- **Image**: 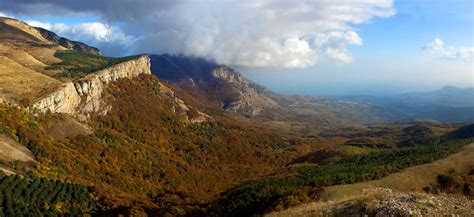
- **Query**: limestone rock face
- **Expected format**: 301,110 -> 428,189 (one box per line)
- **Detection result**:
32,56 -> 151,117
157,82 -> 211,123
150,54 -> 279,117
31,82 -> 81,114
211,66 -> 278,116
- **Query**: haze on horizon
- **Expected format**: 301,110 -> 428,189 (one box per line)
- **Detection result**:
1,0 -> 472,96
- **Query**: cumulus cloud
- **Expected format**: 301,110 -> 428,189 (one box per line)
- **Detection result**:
3,0 -> 396,67
26,20 -> 134,55
315,31 -> 363,63
424,37 -> 474,61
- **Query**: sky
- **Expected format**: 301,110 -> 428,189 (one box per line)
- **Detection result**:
0,0 -> 473,96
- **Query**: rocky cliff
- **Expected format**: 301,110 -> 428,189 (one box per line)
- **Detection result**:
211,66 -> 278,116
156,83 -> 211,123
150,54 -> 278,116
32,55 -> 151,117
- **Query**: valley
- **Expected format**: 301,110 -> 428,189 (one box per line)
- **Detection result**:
0,16 -> 472,216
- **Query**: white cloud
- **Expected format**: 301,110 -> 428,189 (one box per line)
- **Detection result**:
0,11 -> 14,18
200,36 -> 318,68
425,37 -> 444,51
26,20 -> 135,55
131,0 -> 396,68
5,0 -> 396,67
315,31 -> 363,63
424,37 -> 474,61
26,20 -> 52,30
27,20 -> 132,43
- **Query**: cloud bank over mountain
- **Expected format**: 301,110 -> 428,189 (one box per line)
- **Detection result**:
1,0 -> 395,68
25,20 -> 134,55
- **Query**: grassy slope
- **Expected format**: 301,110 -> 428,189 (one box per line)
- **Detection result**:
0,18 -> 65,105
0,56 -> 62,105
268,142 -> 474,217
323,143 -> 474,201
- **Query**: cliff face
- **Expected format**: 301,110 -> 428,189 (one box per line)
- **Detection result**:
157,83 -> 211,123
150,54 -> 278,116
32,56 -> 151,117
211,66 -> 278,116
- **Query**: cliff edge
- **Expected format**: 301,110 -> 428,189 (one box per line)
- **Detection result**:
32,55 -> 151,117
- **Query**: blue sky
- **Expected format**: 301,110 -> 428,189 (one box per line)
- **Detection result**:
1,0 -> 473,96
243,0 -> 473,96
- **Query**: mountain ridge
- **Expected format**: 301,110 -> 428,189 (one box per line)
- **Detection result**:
34,27 -> 101,55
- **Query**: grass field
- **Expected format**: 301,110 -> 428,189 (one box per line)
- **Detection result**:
0,56 -> 62,105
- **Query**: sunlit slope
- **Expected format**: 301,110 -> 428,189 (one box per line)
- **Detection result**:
0,17 -> 65,105
0,56 -> 62,105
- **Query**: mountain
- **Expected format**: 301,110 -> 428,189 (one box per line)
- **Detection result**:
35,27 -> 101,55
151,54 -> 385,129
345,86 -> 474,123
151,54 -> 279,116
0,16 -> 65,105
400,85 -> 474,107
0,18 -> 312,215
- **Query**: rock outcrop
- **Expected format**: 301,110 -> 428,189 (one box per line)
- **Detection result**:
150,54 -> 278,116
267,188 -> 474,216
211,66 -> 278,116
157,83 -> 211,123
32,56 -> 151,118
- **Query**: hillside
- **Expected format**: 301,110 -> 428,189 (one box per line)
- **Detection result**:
151,54 -> 383,129
151,54 -> 279,116
0,17 -> 65,105
0,17 -> 473,216
35,27 -> 101,55
268,142 -> 474,216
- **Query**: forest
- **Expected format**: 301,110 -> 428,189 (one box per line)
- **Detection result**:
0,76 -> 472,216
46,50 -> 140,78
0,173 -> 95,216
207,135 -> 474,216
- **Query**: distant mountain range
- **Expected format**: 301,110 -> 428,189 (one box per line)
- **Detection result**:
151,54 -> 473,124
344,86 -> 474,123
150,54 -> 390,128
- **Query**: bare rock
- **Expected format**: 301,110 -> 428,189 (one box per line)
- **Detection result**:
32,55 -> 151,118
